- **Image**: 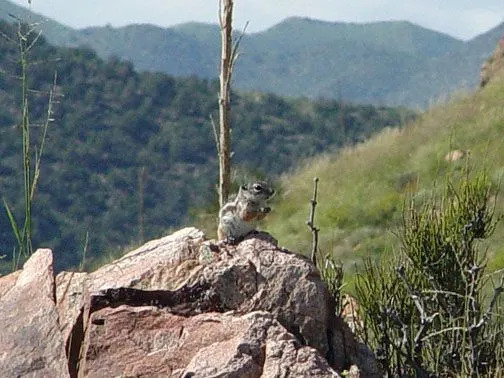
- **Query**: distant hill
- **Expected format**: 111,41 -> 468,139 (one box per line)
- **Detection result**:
2,0 -> 503,108
0,20 -> 411,272
262,44 -> 504,280
0,0 -> 80,44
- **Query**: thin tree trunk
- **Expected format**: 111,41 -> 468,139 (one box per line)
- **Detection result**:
218,0 -> 233,207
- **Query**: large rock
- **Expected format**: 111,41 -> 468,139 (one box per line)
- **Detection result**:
0,229 -> 379,377
54,229 -> 380,377
0,249 -> 69,377
33,228 -> 379,378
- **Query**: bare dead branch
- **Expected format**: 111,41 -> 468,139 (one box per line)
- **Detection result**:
306,177 -> 320,265
217,0 -> 234,207
26,29 -> 42,52
209,114 -> 220,156
230,21 -> 249,72
471,274 -> 504,331
396,265 -> 438,365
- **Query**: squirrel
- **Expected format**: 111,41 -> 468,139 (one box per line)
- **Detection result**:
217,181 -> 275,244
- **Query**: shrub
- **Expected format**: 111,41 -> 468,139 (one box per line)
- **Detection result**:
356,168 -> 504,376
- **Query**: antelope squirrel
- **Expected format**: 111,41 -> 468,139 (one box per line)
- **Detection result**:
218,181 -> 274,244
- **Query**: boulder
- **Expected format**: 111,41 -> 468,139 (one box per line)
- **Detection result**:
0,227 -> 380,377
56,229 -> 380,377
0,249 -> 69,377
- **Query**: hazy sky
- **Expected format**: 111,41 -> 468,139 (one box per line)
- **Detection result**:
9,0 -> 504,40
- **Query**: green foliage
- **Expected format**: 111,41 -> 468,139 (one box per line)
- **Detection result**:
0,20 -> 410,273
318,253 -> 344,310
355,170 -> 504,376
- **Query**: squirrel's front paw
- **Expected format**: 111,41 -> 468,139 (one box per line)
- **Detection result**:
225,236 -> 243,245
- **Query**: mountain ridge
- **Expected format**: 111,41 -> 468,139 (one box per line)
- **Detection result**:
2,0 -> 502,107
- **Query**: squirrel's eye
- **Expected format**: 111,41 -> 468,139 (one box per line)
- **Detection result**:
254,184 -> 263,191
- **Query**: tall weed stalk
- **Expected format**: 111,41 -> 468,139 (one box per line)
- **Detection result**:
2,19 -> 56,269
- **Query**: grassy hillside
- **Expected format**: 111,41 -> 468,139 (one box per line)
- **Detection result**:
0,20 -> 411,272
1,0 -> 502,108
264,65 -> 504,278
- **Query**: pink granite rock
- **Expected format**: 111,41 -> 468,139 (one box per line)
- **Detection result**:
54,228 -> 380,377
79,307 -> 339,378
0,249 -> 69,377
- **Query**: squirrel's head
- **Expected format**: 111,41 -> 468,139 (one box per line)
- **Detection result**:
241,181 -> 275,200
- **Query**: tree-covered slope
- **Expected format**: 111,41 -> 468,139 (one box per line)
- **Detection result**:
263,54 -> 504,278
1,0 -> 502,108
0,20 -> 411,272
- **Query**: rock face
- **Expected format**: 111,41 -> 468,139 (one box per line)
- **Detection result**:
480,36 -> 504,87
80,309 -> 338,377
1,228 -> 381,377
0,249 -> 69,378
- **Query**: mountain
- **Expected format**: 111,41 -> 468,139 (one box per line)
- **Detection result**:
0,0 -> 80,44
261,44 -> 504,281
75,24 -> 219,78
238,18 -> 465,107
466,22 -> 504,60
0,20 -> 411,273
2,0 -> 503,108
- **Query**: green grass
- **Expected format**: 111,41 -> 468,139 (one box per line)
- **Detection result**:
264,70 -> 504,283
